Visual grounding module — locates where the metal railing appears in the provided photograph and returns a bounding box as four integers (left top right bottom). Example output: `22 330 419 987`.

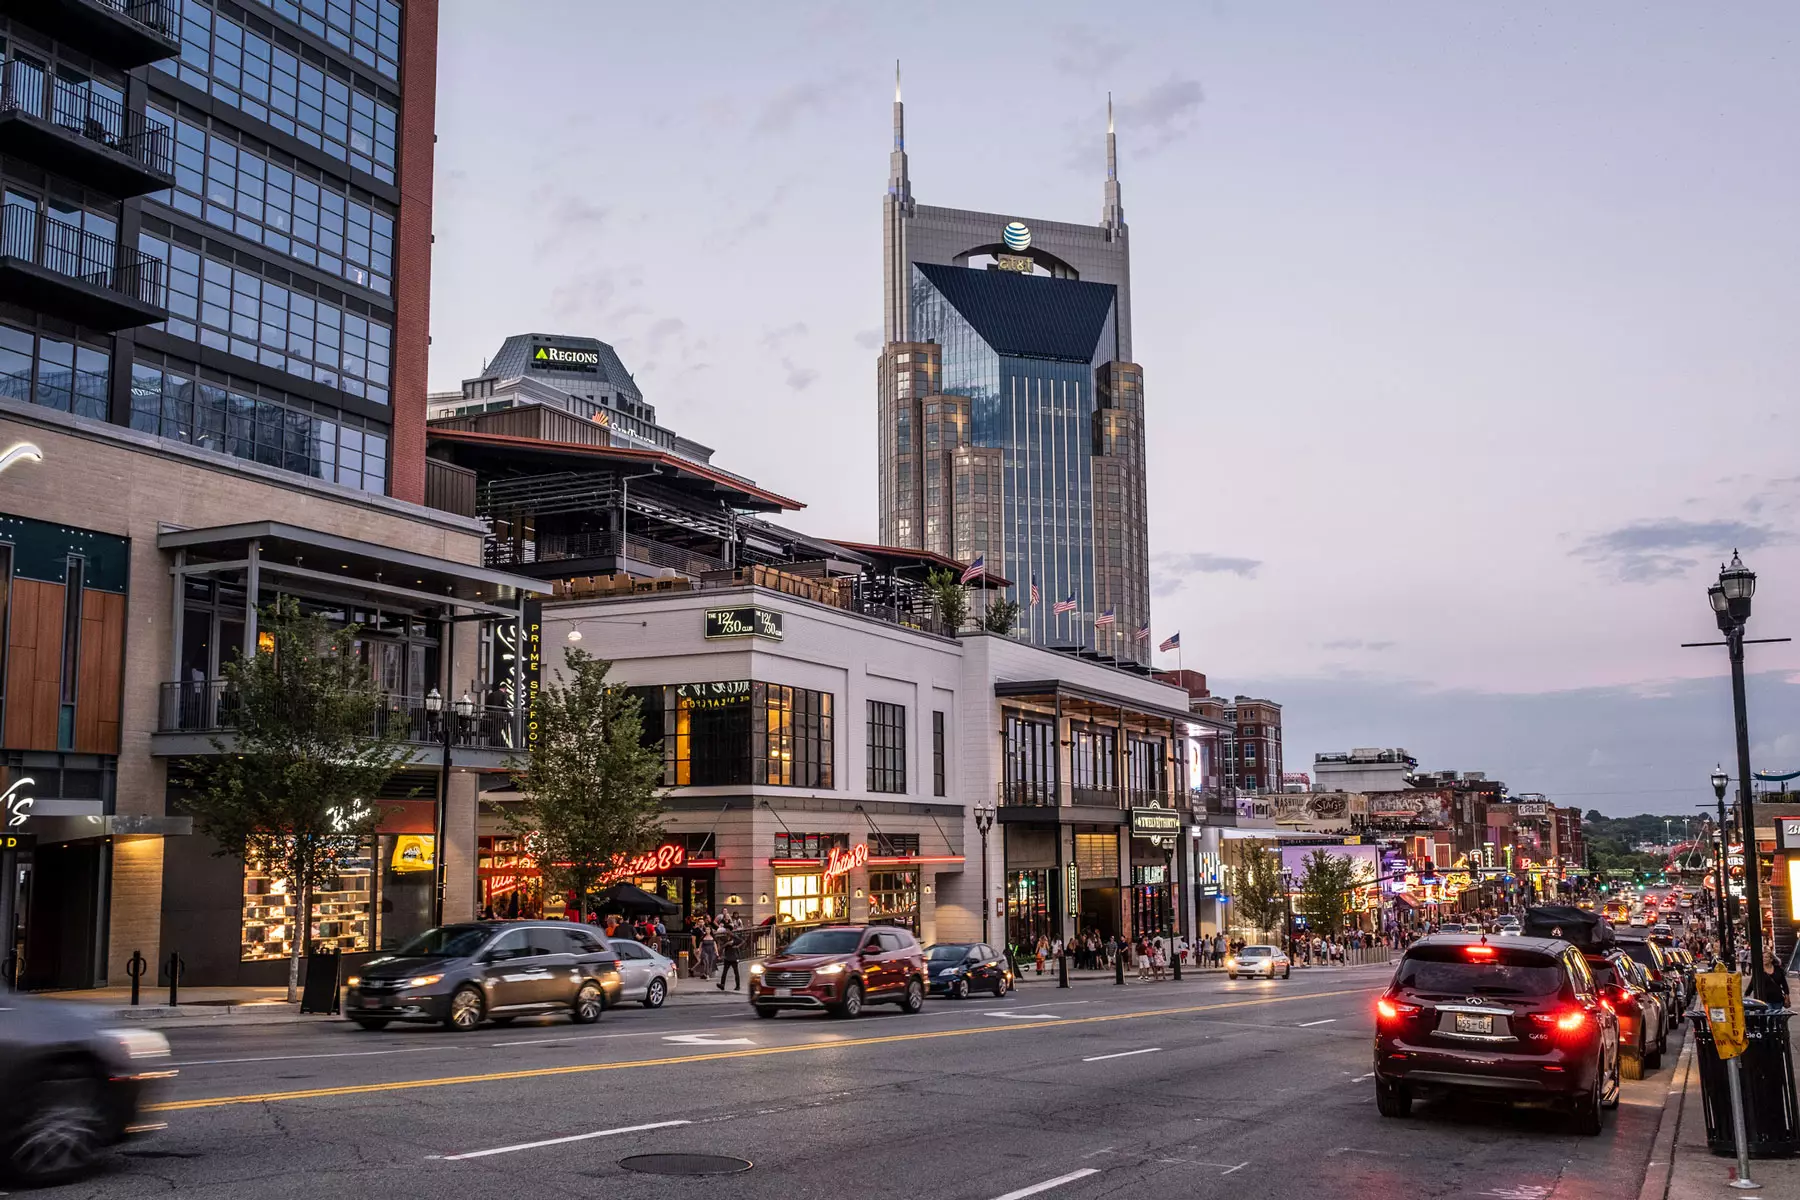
94 0 181 38
0 59 172 177
490 530 729 577
999 781 1057 807
0 204 163 305
158 680 525 751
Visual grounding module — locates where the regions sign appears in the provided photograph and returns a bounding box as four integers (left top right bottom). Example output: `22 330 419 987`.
531 345 601 371
704 607 784 641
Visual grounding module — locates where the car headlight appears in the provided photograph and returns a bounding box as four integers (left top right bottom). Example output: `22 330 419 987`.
1225 958 1236 969
345 975 361 988
404 974 444 989
748 963 765 975
102 1028 172 1060
815 964 845 976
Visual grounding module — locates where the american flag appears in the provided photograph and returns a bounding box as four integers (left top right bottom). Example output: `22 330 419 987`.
959 555 985 584
1094 608 1116 628
1159 631 1181 653
1134 624 1150 642
1029 576 1040 606
1053 593 1077 615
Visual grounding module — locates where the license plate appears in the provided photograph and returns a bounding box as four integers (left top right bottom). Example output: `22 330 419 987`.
360 998 381 1009
773 987 792 998
1456 1013 1493 1034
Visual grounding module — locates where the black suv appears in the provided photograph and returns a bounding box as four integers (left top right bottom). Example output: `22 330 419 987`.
345 922 625 1031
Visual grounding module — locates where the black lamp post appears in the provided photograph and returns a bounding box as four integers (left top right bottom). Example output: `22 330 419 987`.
426 688 476 926
974 797 997 943
1710 764 1734 966
1707 551 1768 994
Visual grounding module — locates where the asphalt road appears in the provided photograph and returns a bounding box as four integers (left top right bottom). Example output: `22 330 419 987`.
36 964 1680 1200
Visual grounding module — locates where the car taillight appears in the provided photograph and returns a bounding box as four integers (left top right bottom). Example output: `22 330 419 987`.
1376 998 1420 1022
1464 944 1496 959
1531 1007 1591 1036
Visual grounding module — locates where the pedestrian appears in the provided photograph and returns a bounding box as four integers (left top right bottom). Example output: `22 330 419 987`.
1035 935 1048 975
1212 932 1226 968
1755 952 1790 1008
716 929 741 991
1137 938 1152 981
699 923 717 980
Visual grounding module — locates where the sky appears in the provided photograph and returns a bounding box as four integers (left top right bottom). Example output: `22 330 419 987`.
431 2 1800 816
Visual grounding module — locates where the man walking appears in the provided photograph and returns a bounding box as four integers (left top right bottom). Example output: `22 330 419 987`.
716 929 742 991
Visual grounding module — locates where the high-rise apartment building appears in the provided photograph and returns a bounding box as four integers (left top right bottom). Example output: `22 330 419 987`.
876 79 1150 663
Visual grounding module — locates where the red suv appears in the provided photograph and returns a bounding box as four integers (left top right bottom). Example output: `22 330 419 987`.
1375 935 1620 1135
750 925 927 1018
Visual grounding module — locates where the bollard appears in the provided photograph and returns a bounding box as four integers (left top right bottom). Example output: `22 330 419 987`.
166 951 184 1007
1058 949 1069 989
126 950 148 1006
1172 948 1182 982
1115 951 1126 986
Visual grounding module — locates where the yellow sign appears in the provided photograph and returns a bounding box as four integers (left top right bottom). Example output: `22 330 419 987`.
391 835 435 873
1697 970 1747 1059
1789 858 1800 920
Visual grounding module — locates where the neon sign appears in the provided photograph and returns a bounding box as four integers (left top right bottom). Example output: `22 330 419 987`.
823 843 868 882
3 777 35 828
0 443 42 475
598 842 688 886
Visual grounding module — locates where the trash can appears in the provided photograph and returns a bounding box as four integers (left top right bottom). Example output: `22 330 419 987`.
1689 1006 1800 1158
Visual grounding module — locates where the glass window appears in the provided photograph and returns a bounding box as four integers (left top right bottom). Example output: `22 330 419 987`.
867 701 906 794
651 681 832 790
932 710 946 797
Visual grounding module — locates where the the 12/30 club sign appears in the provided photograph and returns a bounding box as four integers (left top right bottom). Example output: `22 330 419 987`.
704 607 783 641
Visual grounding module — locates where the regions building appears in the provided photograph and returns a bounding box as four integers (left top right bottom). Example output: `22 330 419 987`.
876 81 1150 663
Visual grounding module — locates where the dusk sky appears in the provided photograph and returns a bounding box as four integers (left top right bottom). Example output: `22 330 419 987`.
431 2 1800 816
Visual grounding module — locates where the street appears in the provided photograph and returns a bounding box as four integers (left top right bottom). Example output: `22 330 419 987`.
37 963 1679 1200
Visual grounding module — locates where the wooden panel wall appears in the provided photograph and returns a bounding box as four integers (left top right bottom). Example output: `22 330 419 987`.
3 579 65 751
75 588 125 754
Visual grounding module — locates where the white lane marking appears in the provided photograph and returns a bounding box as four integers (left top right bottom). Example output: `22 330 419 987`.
170 1046 442 1068
1082 1047 1161 1062
992 1167 1101 1199
435 1119 692 1161
987 1012 1065 1021
494 1026 717 1046
1297 1018 1337 1027
1351 1071 1376 1082
1222 1162 1250 1175
663 1034 756 1046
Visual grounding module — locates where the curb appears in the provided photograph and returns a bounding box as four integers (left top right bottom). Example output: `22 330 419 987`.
1637 1034 1696 1200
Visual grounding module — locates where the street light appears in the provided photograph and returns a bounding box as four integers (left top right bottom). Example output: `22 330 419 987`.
1709 765 1734 965
973 797 997 943
424 688 474 926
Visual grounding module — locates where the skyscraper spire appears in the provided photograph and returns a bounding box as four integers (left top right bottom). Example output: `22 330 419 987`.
889 60 910 203
1102 91 1124 233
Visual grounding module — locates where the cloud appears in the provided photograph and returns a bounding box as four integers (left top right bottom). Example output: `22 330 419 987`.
853 329 883 351
752 75 855 135
781 359 819 392
1051 26 1130 78
1571 518 1779 582
1153 551 1262 578
1322 639 1397 652
1116 76 1205 154
763 322 808 350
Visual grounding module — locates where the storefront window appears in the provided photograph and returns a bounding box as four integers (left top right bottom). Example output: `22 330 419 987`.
868 870 919 933
775 871 846 929
241 843 372 962
643 681 833 789
376 833 433 951
1006 868 1056 954
479 835 544 920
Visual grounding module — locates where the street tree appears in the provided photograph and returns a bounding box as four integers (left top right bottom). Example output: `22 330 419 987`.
182 597 411 1001
1297 848 1360 937
506 647 664 921
982 596 1021 634
1232 839 1287 939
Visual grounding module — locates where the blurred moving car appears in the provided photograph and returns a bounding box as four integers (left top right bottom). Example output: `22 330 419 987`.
0 996 175 1186
1616 936 1684 1017
750 925 927 1018
1374 935 1620 1135
609 938 677 1008
344 922 625 1031
1585 949 1665 1079
925 942 1013 998
1227 945 1291 979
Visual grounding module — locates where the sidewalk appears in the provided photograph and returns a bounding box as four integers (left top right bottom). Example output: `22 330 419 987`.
1651 1021 1799 1199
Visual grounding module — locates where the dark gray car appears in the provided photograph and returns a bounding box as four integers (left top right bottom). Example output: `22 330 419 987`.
345 921 626 1031
0 995 175 1186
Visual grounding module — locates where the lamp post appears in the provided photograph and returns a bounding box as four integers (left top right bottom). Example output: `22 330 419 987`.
425 688 477 926
1710 553 1768 994
1710 765 1734 966
974 797 997 943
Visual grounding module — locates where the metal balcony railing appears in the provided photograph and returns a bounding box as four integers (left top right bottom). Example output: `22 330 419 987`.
94 0 180 39
999 781 1057 808
0 204 164 306
158 681 526 752
0 58 173 177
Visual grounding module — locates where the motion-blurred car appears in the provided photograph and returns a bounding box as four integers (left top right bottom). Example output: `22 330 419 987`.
345 921 625 1031
1585 950 1665 1079
925 942 1014 998
608 938 677 1008
1227 945 1291 979
0 996 175 1186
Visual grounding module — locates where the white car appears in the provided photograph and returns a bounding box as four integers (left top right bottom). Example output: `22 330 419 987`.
607 938 677 1008
1227 945 1291 980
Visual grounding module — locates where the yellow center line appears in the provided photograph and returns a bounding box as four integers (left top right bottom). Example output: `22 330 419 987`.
148 985 1378 1113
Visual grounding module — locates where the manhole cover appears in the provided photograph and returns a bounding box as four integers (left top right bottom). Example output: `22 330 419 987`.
619 1154 752 1176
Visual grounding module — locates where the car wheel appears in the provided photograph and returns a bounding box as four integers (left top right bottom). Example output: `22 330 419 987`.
444 985 485 1032
834 981 864 1019
994 975 1009 999
571 982 605 1024
952 978 969 1000
1283 966 1291 979
1375 1079 1412 1118
351 1018 390 1032
901 978 925 1015
1621 1048 1644 1081
6 1063 108 1187
1571 1069 1605 1136
1645 1040 1663 1071
645 977 667 1009
754 1005 779 1019
1228 973 1237 980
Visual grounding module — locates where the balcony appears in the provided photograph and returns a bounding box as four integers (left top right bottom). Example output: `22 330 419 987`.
1 0 181 70
0 59 174 196
486 529 730 579
0 204 167 331
999 782 1058 808
155 681 527 762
